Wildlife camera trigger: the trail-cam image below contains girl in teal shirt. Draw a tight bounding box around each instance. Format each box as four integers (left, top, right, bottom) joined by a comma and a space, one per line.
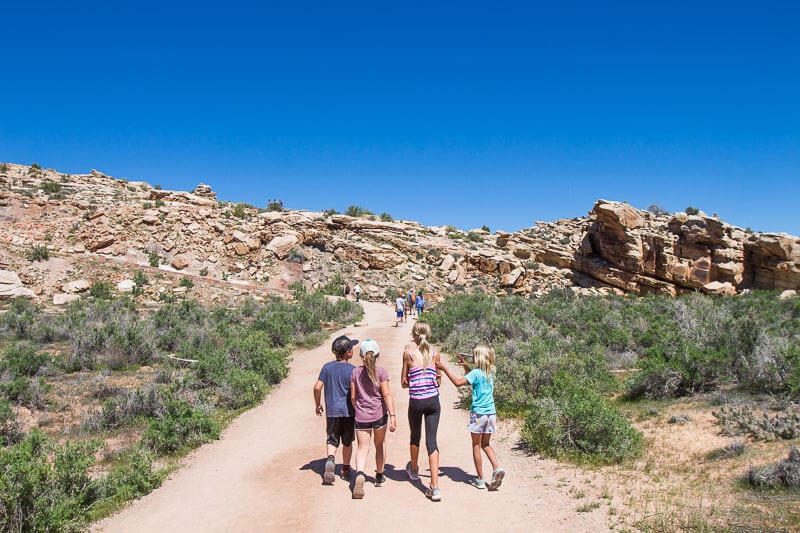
437, 343, 506, 490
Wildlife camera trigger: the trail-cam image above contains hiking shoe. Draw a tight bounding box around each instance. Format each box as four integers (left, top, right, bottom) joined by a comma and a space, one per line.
323, 457, 335, 485
488, 468, 506, 490
426, 487, 442, 502
468, 477, 486, 489
353, 473, 366, 499
405, 462, 419, 481
375, 472, 386, 487
341, 466, 351, 481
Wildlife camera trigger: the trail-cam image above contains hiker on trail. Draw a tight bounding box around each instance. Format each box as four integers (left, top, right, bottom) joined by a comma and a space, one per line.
313, 335, 358, 484
416, 292, 425, 316
436, 343, 505, 491
395, 292, 406, 327
401, 321, 443, 501
407, 289, 415, 317
353, 284, 361, 302
344, 284, 351, 298
349, 339, 397, 499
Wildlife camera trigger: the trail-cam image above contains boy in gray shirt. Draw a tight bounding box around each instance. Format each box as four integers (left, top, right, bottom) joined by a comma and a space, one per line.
313, 335, 358, 483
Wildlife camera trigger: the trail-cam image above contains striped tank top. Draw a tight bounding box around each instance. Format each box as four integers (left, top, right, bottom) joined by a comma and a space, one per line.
408, 358, 439, 400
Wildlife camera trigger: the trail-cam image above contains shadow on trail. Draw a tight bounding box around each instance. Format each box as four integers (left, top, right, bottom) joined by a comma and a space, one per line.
439, 465, 472, 484
299, 457, 342, 486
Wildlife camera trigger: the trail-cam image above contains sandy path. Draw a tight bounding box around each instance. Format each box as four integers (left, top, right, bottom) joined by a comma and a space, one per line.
95, 301, 609, 532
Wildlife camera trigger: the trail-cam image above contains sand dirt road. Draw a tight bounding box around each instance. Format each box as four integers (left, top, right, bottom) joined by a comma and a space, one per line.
95, 300, 609, 532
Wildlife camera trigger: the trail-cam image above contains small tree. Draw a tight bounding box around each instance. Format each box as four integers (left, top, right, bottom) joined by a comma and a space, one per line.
647, 204, 669, 215
685, 206, 700, 216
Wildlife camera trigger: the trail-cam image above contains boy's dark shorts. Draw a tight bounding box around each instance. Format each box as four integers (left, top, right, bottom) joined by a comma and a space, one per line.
326, 416, 355, 447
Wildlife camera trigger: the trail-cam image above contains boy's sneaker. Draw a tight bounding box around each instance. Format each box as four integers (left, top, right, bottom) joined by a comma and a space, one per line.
375, 472, 386, 487
340, 465, 351, 481
353, 472, 366, 499
323, 456, 335, 485
468, 477, 486, 489
426, 487, 442, 502
405, 462, 419, 481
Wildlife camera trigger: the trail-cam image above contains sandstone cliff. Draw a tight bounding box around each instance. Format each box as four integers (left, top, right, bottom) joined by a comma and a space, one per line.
0, 163, 797, 304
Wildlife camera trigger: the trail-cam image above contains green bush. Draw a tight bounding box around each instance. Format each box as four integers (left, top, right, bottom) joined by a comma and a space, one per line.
41, 180, 62, 194
345, 204, 373, 217
142, 399, 220, 454
1, 377, 50, 409
380, 212, 394, 222
522, 377, 643, 463
89, 281, 114, 300
89, 447, 164, 518
2, 343, 50, 377
223, 368, 267, 409
0, 399, 22, 446
0, 430, 98, 532
685, 206, 700, 215
26, 244, 50, 262
179, 277, 194, 289
148, 251, 160, 267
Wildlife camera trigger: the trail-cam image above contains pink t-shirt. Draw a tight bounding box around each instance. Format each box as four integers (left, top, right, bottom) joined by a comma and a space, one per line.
351, 366, 389, 423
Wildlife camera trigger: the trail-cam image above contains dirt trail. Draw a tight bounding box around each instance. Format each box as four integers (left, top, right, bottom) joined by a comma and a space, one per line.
95, 301, 609, 532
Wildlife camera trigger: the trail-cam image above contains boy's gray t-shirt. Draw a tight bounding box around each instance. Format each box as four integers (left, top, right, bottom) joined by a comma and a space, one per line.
318, 360, 356, 417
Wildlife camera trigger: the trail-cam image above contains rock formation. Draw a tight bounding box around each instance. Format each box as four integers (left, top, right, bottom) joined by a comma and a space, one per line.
0, 163, 797, 305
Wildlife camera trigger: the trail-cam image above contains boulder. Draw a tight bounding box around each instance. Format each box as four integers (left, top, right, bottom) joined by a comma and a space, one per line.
53, 293, 81, 305
117, 280, 136, 292
0, 270, 36, 300
267, 234, 300, 259
63, 279, 91, 293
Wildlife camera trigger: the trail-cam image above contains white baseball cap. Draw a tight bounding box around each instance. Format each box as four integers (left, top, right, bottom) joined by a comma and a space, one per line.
360, 338, 380, 357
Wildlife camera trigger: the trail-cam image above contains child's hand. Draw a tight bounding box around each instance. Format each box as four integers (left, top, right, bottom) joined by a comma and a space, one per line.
389, 416, 397, 432
315, 405, 323, 416
434, 360, 445, 370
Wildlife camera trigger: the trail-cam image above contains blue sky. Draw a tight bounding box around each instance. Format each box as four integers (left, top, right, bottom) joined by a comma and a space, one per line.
2, 1, 798, 234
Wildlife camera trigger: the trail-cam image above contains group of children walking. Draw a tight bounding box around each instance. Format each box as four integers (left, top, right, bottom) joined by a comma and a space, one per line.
313, 321, 505, 501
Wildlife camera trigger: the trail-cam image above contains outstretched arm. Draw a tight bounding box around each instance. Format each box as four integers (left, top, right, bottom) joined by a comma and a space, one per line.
401, 352, 410, 388
435, 359, 468, 387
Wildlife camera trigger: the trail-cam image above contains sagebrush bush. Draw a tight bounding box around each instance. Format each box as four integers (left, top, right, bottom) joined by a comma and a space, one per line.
0, 430, 98, 532
1, 343, 50, 377
0, 399, 22, 446
142, 399, 220, 454
521, 377, 643, 463
221, 368, 267, 409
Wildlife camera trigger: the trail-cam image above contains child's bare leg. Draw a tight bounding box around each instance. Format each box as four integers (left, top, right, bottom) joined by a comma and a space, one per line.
355, 430, 371, 473
471, 432, 484, 479
429, 449, 440, 488
326, 444, 338, 457
374, 426, 387, 473
481, 433, 499, 471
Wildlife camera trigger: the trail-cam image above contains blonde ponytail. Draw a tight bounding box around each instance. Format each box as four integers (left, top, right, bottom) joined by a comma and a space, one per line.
413, 321, 433, 368
362, 351, 378, 385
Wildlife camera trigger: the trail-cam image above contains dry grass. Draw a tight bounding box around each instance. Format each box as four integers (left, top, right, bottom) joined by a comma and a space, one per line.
576, 396, 800, 531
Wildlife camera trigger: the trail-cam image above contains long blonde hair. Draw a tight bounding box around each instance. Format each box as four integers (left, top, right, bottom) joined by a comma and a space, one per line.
412, 321, 433, 368
362, 351, 379, 385
473, 343, 496, 382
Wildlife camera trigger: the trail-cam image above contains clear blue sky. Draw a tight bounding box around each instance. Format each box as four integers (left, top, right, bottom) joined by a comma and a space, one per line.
2, 1, 798, 234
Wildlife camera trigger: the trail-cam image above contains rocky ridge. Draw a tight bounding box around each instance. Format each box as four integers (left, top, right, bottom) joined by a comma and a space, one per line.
1, 162, 798, 305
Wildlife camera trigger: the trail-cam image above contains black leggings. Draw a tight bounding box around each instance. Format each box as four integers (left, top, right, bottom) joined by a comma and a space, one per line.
408, 396, 441, 455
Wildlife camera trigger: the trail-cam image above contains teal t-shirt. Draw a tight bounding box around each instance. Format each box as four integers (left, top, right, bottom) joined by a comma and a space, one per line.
465, 368, 496, 415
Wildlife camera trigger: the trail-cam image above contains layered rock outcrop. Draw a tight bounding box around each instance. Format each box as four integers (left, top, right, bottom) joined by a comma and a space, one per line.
0, 163, 797, 304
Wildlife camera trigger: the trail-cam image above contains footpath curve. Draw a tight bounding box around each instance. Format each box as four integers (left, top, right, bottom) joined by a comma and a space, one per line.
95, 300, 609, 532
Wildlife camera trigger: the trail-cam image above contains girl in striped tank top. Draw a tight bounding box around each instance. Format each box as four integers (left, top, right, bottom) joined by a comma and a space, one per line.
401, 321, 443, 501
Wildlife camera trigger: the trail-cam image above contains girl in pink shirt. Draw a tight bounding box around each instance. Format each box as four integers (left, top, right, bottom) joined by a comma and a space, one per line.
349, 339, 397, 499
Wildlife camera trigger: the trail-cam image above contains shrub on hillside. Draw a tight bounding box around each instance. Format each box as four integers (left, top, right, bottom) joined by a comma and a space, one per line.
0, 399, 22, 446
1, 343, 50, 378
89, 281, 114, 300
26, 244, 49, 262
747, 447, 800, 490
0, 430, 99, 532
89, 446, 164, 517
142, 399, 220, 454
220, 368, 267, 409
521, 377, 643, 463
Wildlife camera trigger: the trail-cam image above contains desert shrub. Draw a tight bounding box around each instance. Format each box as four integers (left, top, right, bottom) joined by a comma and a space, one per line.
83, 385, 168, 432
712, 403, 800, 441
706, 439, 747, 461
0, 399, 22, 446
266, 200, 283, 211
345, 204, 373, 218
0, 298, 41, 340
380, 212, 394, 222
466, 231, 484, 243
1, 377, 50, 409
232, 203, 250, 218
221, 368, 267, 409
199, 266, 209, 276
286, 249, 305, 263
320, 273, 346, 296
142, 399, 220, 454
0, 430, 99, 532
133, 270, 149, 287
521, 377, 643, 463
89, 281, 114, 300
747, 447, 800, 490
1, 343, 50, 377
647, 204, 669, 215
41, 180, 62, 194
224, 330, 290, 384
89, 446, 164, 517
148, 251, 160, 267
26, 244, 49, 262
685, 206, 700, 215
179, 277, 194, 289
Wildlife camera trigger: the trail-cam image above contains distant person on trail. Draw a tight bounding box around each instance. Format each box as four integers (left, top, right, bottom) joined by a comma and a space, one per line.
353, 283, 362, 302
313, 335, 358, 484
416, 292, 425, 316
349, 339, 397, 499
344, 284, 351, 298
401, 321, 443, 501
407, 289, 415, 317
395, 293, 406, 327
436, 343, 505, 491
